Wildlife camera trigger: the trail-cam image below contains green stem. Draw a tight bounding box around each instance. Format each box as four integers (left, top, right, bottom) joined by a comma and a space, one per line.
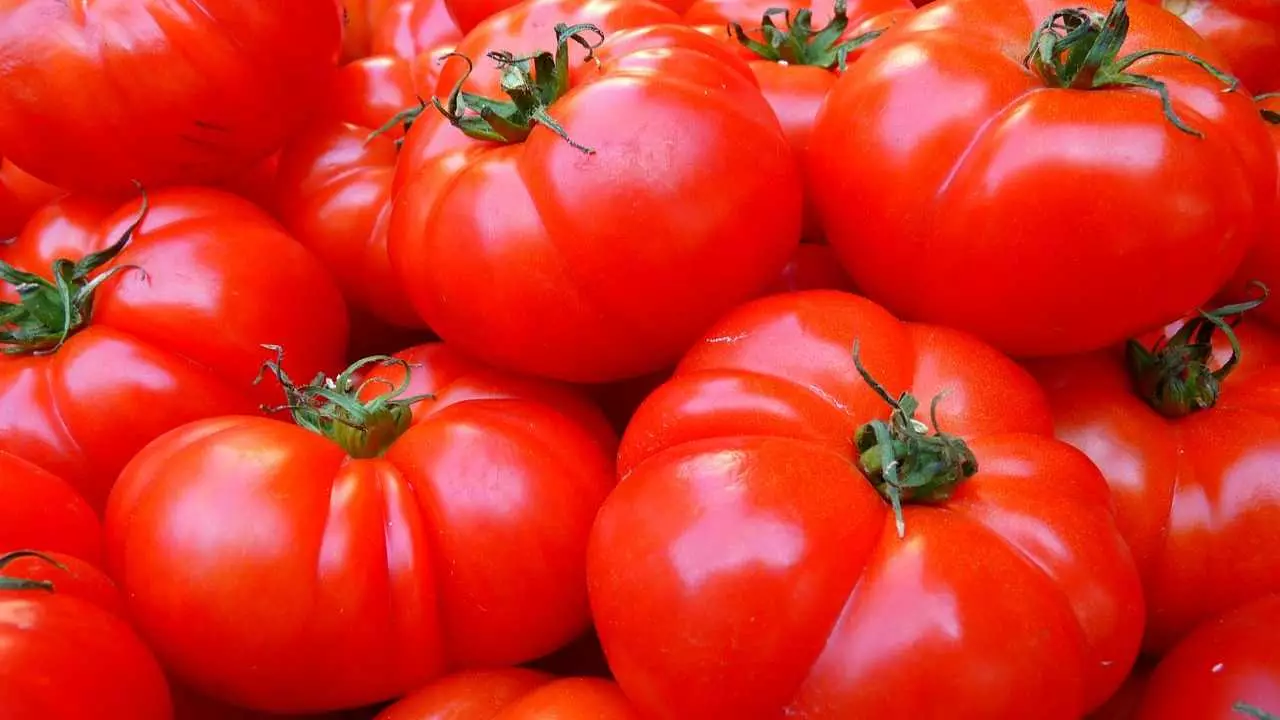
851, 342, 978, 538
0, 187, 149, 355
1257, 92, 1280, 124
728, 0, 886, 72
1024, 0, 1238, 137
1126, 282, 1270, 418
254, 346, 433, 459
430, 23, 603, 154
0, 550, 66, 593
1235, 702, 1279, 720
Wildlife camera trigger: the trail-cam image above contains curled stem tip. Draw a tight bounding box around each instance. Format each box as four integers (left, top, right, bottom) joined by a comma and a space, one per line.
729, 0, 886, 72
0, 550, 67, 593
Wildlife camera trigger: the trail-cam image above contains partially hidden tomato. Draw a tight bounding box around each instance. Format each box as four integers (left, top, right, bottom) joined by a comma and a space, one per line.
0, 157, 61, 240
0, 451, 100, 564
1224, 96, 1280, 328
343, 0, 402, 61
767, 238, 858, 296
371, 0, 462, 60
1134, 594, 1280, 719
1027, 295, 1280, 654
0, 188, 349, 512
1140, 0, 1280, 94
0, 1, 343, 194
376, 669, 640, 720
588, 289, 1145, 719
390, 25, 801, 382
105, 342, 618, 714
0, 551, 172, 719
445, 0, 693, 38
807, 0, 1275, 358
1090, 665, 1154, 720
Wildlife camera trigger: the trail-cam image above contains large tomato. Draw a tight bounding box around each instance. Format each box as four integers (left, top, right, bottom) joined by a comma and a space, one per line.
1224, 95, 1280, 327
0, 188, 349, 511
0, 157, 60, 239
1134, 594, 1280, 719
0, 451, 100, 563
0, 1, 342, 194
0, 551, 172, 719
1027, 295, 1280, 653
376, 669, 640, 719
390, 25, 801, 382
104, 343, 618, 714
588, 290, 1145, 719
1143, 0, 1280, 94
807, 0, 1275, 357
372, 0, 462, 60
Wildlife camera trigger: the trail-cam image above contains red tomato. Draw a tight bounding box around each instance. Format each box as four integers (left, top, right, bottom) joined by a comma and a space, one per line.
765, 242, 858, 295
371, 0, 463, 60
1141, 0, 1280, 94
1134, 594, 1280, 719
343, 0, 402, 61
0, 551, 172, 719
1224, 95, 1280, 327
445, 0, 694, 37
104, 343, 618, 714
1090, 666, 1154, 720
0, 550, 124, 616
0, 188, 349, 512
0, 451, 100, 563
588, 290, 1145, 719
376, 669, 640, 719
0, 157, 61, 239
434, 0, 681, 96
0, 1, 343, 195
1027, 298, 1280, 653
391, 25, 802, 382
807, 0, 1275, 358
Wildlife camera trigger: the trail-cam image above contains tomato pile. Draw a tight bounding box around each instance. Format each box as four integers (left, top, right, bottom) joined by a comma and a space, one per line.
0, 0, 1278, 718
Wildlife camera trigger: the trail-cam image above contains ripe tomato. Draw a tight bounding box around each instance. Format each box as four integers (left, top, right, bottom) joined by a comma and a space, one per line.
0, 552, 172, 719
1143, 0, 1280, 94
0, 188, 349, 512
104, 343, 618, 714
0, 1, 343, 195
371, 0, 463, 60
1224, 95, 1280, 327
589, 290, 1145, 719
766, 242, 858, 295
445, 0, 693, 37
1027, 297, 1280, 653
808, 0, 1275, 358
1134, 594, 1280, 719
376, 669, 640, 719
0, 451, 100, 563
0, 551, 124, 615
391, 25, 802, 382
1091, 666, 1154, 720
0, 157, 61, 240
342, 0, 401, 61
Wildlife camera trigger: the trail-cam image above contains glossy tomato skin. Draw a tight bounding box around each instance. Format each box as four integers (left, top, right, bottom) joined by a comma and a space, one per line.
1225, 96, 1280, 327
104, 343, 617, 714
2, 551, 125, 615
808, 0, 1275, 358
1027, 322, 1280, 654
444, 0, 692, 37
0, 1, 343, 194
589, 290, 1145, 719
0, 157, 61, 239
1134, 594, 1280, 719
371, 0, 462, 60
342, 0, 400, 61
0, 188, 349, 512
1147, 0, 1280, 94
376, 669, 641, 719
0, 452, 100, 563
392, 25, 802, 383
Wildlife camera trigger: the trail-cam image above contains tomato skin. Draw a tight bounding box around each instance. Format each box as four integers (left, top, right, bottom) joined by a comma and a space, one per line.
342, 0, 401, 61
765, 242, 858, 295
371, 0, 462, 60
1224, 95, 1280, 327
1134, 594, 1280, 719
104, 343, 617, 714
392, 25, 802, 383
376, 669, 640, 720
1147, 0, 1280, 94
444, 0, 692, 37
1027, 322, 1280, 654
0, 1, 343, 195
589, 290, 1145, 719
807, 0, 1275, 358
0, 157, 61, 239
0, 188, 349, 512
1, 551, 125, 615
0, 452, 101, 563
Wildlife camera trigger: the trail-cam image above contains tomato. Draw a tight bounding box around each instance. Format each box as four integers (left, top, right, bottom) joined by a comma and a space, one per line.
766, 242, 858, 295
371, 0, 463, 60
0, 1, 342, 194
343, 0, 401, 61
434, 0, 681, 96
0, 551, 172, 719
588, 289, 1145, 719
104, 343, 618, 714
1027, 296, 1280, 653
390, 25, 801, 382
1090, 666, 1154, 720
0, 157, 61, 240
0, 188, 349, 512
0, 451, 100, 563
1134, 594, 1280, 719
807, 0, 1275, 358
1224, 95, 1280, 327
376, 669, 640, 719
0, 551, 124, 615
445, 0, 693, 37
1142, 0, 1280, 94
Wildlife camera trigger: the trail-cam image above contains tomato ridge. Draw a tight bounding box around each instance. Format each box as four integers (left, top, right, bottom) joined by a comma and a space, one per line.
728, 0, 884, 71
1024, 0, 1238, 137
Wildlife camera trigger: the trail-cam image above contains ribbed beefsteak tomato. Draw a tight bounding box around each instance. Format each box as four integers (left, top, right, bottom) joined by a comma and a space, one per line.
104, 343, 618, 714
376, 669, 641, 719
807, 0, 1275, 357
588, 290, 1145, 719
1027, 294, 1280, 653
390, 24, 801, 382
0, 188, 349, 512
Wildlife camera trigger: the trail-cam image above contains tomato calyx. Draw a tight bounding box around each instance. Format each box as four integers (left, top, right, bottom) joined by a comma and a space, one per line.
851, 342, 978, 538
256, 345, 433, 459
430, 23, 603, 154
1258, 92, 1280, 124
729, 0, 884, 71
0, 190, 149, 356
1024, 0, 1238, 137
1235, 702, 1280, 720
1126, 283, 1270, 418
0, 550, 65, 593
